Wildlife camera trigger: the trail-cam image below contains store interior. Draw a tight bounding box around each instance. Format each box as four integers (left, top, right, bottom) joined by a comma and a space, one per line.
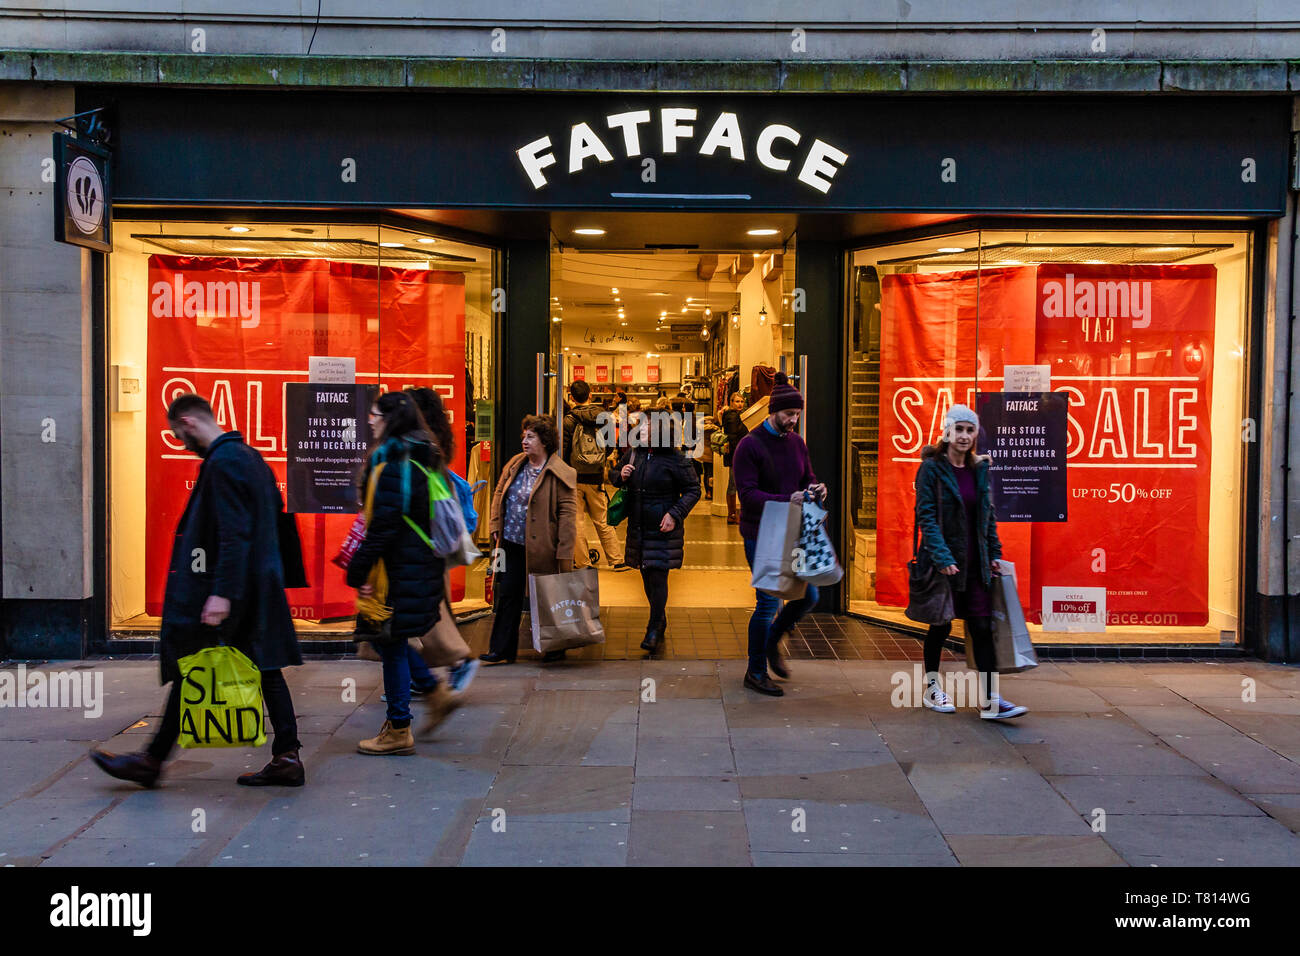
549, 236, 797, 611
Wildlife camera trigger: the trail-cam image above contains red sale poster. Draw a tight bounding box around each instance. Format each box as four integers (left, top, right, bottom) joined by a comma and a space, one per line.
620, 365, 634, 383
146, 255, 467, 620
572, 366, 586, 381
647, 365, 660, 383
595, 366, 609, 383
875, 264, 1216, 627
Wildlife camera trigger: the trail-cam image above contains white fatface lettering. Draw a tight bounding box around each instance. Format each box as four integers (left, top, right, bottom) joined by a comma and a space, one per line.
660, 107, 697, 153
605, 110, 652, 156
517, 135, 556, 189
797, 139, 848, 194
756, 123, 801, 172
568, 122, 614, 174
698, 111, 745, 160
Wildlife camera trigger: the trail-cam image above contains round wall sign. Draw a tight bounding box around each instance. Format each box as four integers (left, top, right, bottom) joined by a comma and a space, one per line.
66, 155, 104, 235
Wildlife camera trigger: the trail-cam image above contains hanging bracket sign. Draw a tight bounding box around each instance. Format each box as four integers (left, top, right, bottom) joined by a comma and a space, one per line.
52, 133, 112, 253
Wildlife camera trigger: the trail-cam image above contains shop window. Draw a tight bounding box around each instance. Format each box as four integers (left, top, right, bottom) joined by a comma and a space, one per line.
109, 218, 498, 636
844, 228, 1251, 645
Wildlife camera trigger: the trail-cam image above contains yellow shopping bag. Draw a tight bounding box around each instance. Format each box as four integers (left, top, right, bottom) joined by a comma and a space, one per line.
177, 645, 267, 748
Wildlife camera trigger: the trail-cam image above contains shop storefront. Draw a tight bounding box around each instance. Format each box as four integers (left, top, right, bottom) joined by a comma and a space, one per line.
50, 87, 1298, 656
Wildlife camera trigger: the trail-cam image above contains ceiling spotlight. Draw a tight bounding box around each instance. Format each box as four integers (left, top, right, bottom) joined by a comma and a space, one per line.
380, 242, 403, 248
937, 247, 965, 253
747, 228, 779, 237
417, 237, 436, 244
574, 228, 606, 236
228, 247, 257, 253
552, 316, 562, 323
226, 226, 250, 233
680, 306, 687, 313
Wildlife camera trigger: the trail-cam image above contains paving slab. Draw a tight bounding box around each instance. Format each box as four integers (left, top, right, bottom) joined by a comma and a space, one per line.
946, 834, 1126, 867
643, 674, 721, 699
636, 736, 735, 776
1099, 813, 1300, 867
637, 698, 728, 737
504, 691, 638, 766
1246, 793, 1300, 833
41, 837, 210, 867
461, 820, 629, 866
752, 849, 959, 866
1156, 733, 1300, 793
0, 795, 118, 860
1117, 703, 1235, 737
1008, 714, 1206, 776
743, 798, 950, 856
627, 810, 751, 866
480, 765, 632, 823
632, 776, 743, 812
728, 724, 888, 753
906, 763, 1091, 835
1046, 774, 1264, 816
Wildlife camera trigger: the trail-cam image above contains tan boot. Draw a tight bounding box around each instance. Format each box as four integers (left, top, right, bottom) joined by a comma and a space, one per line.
357, 720, 415, 755
418, 684, 462, 738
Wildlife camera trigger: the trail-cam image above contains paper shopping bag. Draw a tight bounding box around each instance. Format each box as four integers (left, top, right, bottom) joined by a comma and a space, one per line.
528, 568, 605, 653
176, 646, 267, 749
795, 497, 844, 587
991, 561, 1038, 674
750, 500, 807, 600
414, 597, 472, 667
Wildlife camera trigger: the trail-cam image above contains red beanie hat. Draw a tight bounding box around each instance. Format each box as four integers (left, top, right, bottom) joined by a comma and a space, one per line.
768, 371, 804, 413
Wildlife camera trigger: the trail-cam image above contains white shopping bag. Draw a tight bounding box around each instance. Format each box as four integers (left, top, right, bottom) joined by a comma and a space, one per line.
795, 497, 844, 587
750, 500, 808, 600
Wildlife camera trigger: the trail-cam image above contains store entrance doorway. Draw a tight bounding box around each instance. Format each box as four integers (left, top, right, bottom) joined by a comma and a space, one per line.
551, 241, 797, 653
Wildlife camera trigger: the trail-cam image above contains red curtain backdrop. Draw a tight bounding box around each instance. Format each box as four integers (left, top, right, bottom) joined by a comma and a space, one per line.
875, 264, 1215, 627
146, 255, 467, 620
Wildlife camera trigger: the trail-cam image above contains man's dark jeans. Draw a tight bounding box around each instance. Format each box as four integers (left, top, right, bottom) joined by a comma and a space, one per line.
743, 537, 819, 679
147, 668, 301, 761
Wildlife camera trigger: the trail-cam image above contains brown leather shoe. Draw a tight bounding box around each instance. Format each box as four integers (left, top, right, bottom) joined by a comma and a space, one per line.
90, 749, 162, 788
237, 749, 305, 787
358, 720, 415, 755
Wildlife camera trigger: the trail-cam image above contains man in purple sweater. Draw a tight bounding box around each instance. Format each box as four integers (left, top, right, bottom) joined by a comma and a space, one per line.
732, 372, 827, 696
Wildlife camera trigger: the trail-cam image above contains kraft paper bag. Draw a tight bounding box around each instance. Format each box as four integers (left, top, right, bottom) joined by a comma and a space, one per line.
414, 597, 471, 667
750, 500, 808, 600
528, 568, 605, 653
991, 560, 1038, 674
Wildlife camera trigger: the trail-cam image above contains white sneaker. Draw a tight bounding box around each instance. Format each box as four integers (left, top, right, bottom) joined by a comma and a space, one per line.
922, 679, 956, 713
980, 697, 1028, 720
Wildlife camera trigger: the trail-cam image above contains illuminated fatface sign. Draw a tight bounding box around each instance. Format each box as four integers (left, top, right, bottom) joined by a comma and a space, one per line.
515, 107, 849, 195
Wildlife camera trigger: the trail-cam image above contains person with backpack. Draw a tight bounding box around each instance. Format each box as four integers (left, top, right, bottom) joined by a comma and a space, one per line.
346, 391, 448, 754
563, 379, 629, 572
405, 387, 482, 701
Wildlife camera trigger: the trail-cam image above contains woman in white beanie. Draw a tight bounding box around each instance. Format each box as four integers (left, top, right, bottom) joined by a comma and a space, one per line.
913, 404, 1027, 719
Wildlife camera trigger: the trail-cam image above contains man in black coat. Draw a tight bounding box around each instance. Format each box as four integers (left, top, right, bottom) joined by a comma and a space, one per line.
91, 394, 307, 788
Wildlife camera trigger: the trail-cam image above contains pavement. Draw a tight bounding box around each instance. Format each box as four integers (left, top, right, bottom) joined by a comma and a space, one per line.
1, 656, 1299, 867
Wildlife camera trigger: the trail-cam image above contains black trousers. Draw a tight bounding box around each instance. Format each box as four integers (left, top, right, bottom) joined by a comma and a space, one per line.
640, 567, 670, 631
148, 667, 301, 761
925, 615, 996, 702
488, 539, 528, 660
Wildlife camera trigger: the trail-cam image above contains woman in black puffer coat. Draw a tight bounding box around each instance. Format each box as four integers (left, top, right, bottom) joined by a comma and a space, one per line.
347, 390, 446, 755
610, 411, 701, 654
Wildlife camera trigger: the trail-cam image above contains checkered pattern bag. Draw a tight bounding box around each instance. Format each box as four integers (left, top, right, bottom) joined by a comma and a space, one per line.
795, 497, 843, 586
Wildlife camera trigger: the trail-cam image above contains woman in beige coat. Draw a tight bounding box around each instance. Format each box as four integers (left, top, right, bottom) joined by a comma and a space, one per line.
480, 414, 578, 665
